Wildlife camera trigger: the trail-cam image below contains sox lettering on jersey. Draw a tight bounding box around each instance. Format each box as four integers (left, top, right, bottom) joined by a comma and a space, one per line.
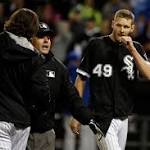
121, 55, 134, 80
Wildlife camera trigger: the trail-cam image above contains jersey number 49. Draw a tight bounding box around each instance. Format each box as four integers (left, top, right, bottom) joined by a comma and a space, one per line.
92, 64, 112, 77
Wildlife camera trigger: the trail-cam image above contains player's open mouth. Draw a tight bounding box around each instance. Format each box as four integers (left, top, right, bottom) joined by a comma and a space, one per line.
42, 45, 49, 49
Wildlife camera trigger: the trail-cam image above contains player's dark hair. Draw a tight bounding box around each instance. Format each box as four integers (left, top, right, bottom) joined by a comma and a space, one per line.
4, 8, 39, 39
114, 9, 135, 23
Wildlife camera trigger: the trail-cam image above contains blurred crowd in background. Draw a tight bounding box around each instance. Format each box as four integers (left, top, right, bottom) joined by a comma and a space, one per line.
1, 0, 150, 150
1, 0, 150, 62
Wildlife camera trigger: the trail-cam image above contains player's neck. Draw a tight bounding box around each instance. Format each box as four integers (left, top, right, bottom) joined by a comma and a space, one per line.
109, 34, 115, 42
109, 34, 121, 45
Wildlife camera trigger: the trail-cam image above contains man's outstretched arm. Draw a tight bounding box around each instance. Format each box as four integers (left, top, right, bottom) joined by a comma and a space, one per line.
70, 75, 86, 134
69, 75, 104, 136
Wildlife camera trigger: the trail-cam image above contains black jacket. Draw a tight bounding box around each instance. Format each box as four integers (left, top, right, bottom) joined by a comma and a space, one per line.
31, 52, 93, 133
0, 31, 51, 128
0, 31, 36, 128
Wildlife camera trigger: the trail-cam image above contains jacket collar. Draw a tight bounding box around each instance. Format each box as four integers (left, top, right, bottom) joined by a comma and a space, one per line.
44, 51, 54, 61
6, 31, 34, 51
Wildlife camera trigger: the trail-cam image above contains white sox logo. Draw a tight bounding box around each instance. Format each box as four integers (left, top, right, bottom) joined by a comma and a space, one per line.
121, 55, 134, 80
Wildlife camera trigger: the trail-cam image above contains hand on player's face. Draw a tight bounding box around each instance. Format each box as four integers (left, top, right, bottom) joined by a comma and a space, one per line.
120, 36, 134, 49
120, 36, 132, 45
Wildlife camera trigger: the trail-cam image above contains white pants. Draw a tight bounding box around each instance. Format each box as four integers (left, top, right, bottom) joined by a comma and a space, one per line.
0, 121, 30, 150
78, 125, 98, 150
105, 118, 128, 150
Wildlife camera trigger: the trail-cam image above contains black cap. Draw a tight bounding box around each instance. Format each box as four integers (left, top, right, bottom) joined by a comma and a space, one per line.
36, 22, 54, 37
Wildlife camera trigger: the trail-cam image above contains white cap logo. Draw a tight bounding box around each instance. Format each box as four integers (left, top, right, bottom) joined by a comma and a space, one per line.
39, 23, 47, 29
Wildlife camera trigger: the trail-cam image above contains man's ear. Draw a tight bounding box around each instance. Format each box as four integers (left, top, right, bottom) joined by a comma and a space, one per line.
111, 20, 114, 29
131, 24, 135, 33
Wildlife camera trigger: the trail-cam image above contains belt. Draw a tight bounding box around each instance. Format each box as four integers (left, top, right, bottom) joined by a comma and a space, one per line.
114, 116, 128, 120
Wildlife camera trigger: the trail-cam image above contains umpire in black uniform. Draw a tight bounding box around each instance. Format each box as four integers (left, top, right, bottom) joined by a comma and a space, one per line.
27, 22, 101, 150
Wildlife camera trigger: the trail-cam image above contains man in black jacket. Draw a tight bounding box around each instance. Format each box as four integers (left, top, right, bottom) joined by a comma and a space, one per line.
27, 22, 102, 150
0, 8, 49, 150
